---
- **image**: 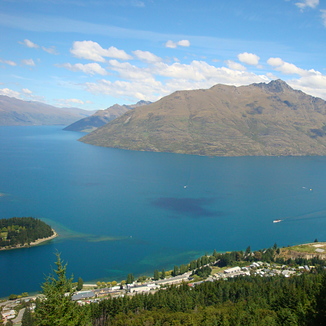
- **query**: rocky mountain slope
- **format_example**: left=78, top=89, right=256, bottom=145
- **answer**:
left=80, top=80, right=326, bottom=156
left=64, top=100, right=151, bottom=132
left=0, top=95, right=93, bottom=126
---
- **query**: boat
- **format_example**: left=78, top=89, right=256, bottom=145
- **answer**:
left=273, top=219, right=282, bottom=223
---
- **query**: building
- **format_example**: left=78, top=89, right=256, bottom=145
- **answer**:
left=224, top=266, right=241, bottom=274
left=72, top=290, right=95, bottom=301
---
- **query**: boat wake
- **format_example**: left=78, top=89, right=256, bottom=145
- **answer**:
left=273, top=209, right=326, bottom=224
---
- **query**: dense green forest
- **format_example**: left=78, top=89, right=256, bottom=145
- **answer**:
left=89, top=273, right=326, bottom=326
left=19, top=248, right=326, bottom=326
left=0, top=217, right=53, bottom=248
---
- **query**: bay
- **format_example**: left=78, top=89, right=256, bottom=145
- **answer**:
left=0, top=125, right=326, bottom=298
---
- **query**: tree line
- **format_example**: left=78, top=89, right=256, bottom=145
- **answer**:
left=0, top=217, right=53, bottom=248
left=90, top=272, right=326, bottom=326
left=17, top=244, right=326, bottom=326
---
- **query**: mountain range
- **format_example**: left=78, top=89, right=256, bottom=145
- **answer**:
left=80, top=80, right=326, bottom=156
left=64, top=100, right=151, bottom=132
left=0, top=95, right=94, bottom=126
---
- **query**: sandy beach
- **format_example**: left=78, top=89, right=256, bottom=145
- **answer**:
left=29, top=229, right=58, bottom=246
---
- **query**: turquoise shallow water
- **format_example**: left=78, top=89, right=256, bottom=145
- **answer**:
left=0, top=125, right=326, bottom=297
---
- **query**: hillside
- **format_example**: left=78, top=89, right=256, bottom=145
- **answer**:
left=0, top=95, right=93, bottom=126
left=64, top=100, right=151, bottom=132
left=277, top=242, right=326, bottom=261
left=80, top=80, right=326, bottom=156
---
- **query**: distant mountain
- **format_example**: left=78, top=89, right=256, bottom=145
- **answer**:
left=0, top=95, right=94, bottom=126
left=64, top=100, right=151, bottom=132
left=80, top=80, right=326, bottom=156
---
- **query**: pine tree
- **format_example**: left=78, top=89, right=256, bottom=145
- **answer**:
left=126, top=273, right=135, bottom=284
left=77, top=277, right=83, bottom=291
left=245, top=246, right=251, bottom=254
left=21, top=307, right=35, bottom=326
left=172, top=265, right=179, bottom=276
left=34, top=252, right=90, bottom=326
left=153, top=270, right=160, bottom=281
left=160, top=269, right=165, bottom=279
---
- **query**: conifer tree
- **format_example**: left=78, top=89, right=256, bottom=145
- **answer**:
left=160, top=269, right=165, bottom=279
left=153, top=270, right=160, bottom=281
left=77, top=277, right=83, bottom=291
left=126, top=273, right=135, bottom=284
left=21, top=307, right=35, bottom=326
left=34, top=252, right=90, bottom=326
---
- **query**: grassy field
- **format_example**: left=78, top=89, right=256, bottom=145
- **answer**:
left=287, top=242, right=326, bottom=253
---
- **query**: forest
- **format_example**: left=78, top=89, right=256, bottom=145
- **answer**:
left=17, top=247, right=326, bottom=326
left=0, top=217, right=53, bottom=249
left=89, top=272, right=326, bottom=326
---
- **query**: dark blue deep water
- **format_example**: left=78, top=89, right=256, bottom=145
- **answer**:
left=0, top=126, right=326, bottom=297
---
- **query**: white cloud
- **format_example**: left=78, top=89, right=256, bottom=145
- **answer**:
left=108, top=59, right=154, bottom=80
left=85, top=59, right=270, bottom=102
left=21, top=59, right=36, bottom=66
left=267, top=56, right=326, bottom=99
left=132, top=50, right=162, bottom=63
left=58, top=62, right=107, bottom=75
left=0, top=59, right=16, bottom=66
left=295, top=0, right=319, bottom=10
left=42, top=46, right=58, bottom=55
left=177, top=40, right=190, bottom=47
left=267, top=57, right=284, bottom=67
left=165, top=39, right=191, bottom=48
left=58, top=98, right=85, bottom=106
left=19, top=39, right=58, bottom=54
left=238, top=52, right=260, bottom=66
left=153, top=61, right=207, bottom=81
left=85, top=79, right=164, bottom=102
left=0, top=88, right=20, bottom=98
left=225, top=60, right=246, bottom=71
left=22, top=88, right=33, bottom=95
left=20, top=39, right=39, bottom=48
left=165, top=40, right=177, bottom=48
left=70, top=41, right=132, bottom=62
left=321, top=9, right=326, bottom=27
left=152, top=60, right=264, bottom=84
left=288, top=74, right=326, bottom=99
left=20, top=88, right=43, bottom=101
left=267, top=57, right=315, bottom=76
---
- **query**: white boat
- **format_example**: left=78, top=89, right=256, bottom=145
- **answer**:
left=273, top=219, right=282, bottom=223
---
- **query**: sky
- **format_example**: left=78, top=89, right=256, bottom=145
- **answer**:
left=0, top=0, right=325, bottom=111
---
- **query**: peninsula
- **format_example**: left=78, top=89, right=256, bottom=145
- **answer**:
left=0, top=217, right=57, bottom=251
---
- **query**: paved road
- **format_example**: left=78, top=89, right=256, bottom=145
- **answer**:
left=12, top=307, right=25, bottom=325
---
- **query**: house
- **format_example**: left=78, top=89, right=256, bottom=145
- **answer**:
left=130, top=284, right=160, bottom=293
left=1, top=310, right=16, bottom=324
left=72, top=290, right=95, bottom=301
left=224, top=266, right=241, bottom=274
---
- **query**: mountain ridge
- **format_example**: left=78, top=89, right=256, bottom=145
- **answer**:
left=80, top=80, right=326, bottom=156
left=0, top=95, right=94, bottom=126
left=64, top=100, right=151, bottom=132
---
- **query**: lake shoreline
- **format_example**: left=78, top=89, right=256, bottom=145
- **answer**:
left=0, top=229, right=58, bottom=251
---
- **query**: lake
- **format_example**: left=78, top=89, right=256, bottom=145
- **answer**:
left=0, top=125, right=326, bottom=297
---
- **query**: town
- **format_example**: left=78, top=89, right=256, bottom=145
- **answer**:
left=2, top=241, right=325, bottom=325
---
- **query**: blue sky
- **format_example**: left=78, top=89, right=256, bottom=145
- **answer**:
left=0, top=0, right=325, bottom=110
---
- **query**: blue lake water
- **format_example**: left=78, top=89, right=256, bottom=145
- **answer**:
left=0, top=125, right=326, bottom=297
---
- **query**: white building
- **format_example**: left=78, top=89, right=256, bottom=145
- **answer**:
left=224, top=266, right=241, bottom=274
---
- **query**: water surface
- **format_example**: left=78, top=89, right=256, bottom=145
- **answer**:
left=0, top=126, right=325, bottom=297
